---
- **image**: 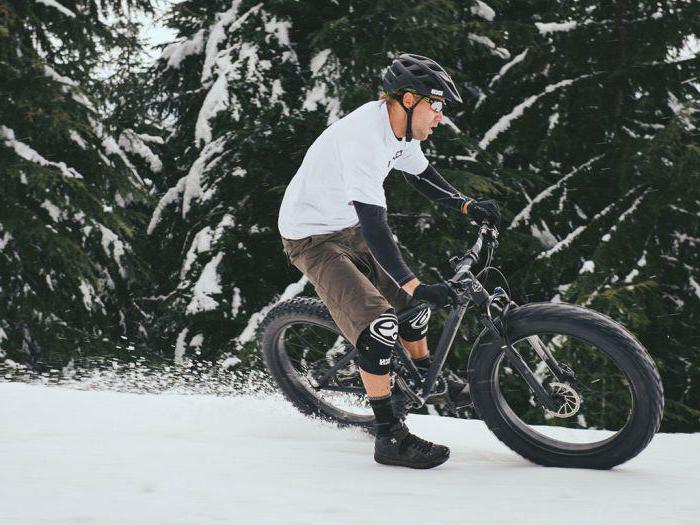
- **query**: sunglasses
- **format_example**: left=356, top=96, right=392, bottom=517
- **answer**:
left=420, top=95, right=445, bottom=113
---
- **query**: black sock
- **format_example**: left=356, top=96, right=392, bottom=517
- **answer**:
left=369, top=396, right=399, bottom=437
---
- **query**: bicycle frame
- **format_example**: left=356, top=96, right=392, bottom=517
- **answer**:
left=315, top=223, right=568, bottom=412
left=393, top=223, right=564, bottom=411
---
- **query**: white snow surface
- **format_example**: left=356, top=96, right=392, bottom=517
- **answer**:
left=0, top=381, right=698, bottom=525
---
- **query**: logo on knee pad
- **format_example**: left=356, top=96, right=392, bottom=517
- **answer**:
left=369, top=313, right=398, bottom=347
left=379, top=358, right=391, bottom=366
left=409, top=307, right=431, bottom=331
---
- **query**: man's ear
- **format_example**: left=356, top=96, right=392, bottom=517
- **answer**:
left=402, top=92, right=416, bottom=108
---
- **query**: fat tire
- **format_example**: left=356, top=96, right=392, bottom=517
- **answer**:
left=467, top=302, right=663, bottom=469
left=258, top=297, right=374, bottom=431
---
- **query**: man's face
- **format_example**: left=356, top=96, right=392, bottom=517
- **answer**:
left=403, top=92, right=445, bottom=141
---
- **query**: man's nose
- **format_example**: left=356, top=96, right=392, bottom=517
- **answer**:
left=435, top=111, right=443, bottom=124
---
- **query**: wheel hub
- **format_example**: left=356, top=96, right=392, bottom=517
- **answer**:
left=545, top=382, right=581, bottom=418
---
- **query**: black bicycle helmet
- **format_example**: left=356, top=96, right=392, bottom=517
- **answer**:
left=382, top=53, right=462, bottom=141
left=383, top=53, right=463, bottom=104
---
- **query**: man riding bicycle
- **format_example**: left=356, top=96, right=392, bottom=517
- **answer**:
left=278, top=54, right=501, bottom=469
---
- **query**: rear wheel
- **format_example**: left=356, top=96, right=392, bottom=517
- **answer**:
left=258, top=297, right=374, bottom=430
left=468, top=302, right=663, bottom=469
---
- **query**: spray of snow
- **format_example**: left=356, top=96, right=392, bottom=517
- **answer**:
left=35, top=0, right=75, bottom=18
left=479, top=77, right=587, bottom=151
left=1, top=125, right=83, bottom=179
left=510, top=155, right=603, bottom=229
left=186, top=252, right=225, bottom=314
left=468, top=33, right=510, bottom=60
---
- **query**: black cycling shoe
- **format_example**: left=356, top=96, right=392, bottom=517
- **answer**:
left=374, top=422, right=450, bottom=469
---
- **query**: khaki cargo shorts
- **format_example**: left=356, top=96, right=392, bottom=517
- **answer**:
left=281, top=224, right=415, bottom=347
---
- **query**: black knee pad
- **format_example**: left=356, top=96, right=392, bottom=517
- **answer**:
left=355, top=310, right=398, bottom=375
left=398, top=304, right=431, bottom=342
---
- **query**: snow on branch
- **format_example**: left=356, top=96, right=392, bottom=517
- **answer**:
left=303, top=49, right=342, bottom=124
left=35, top=0, right=75, bottom=18
left=201, top=1, right=245, bottom=85
left=479, top=76, right=589, bottom=151
left=535, top=21, right=577, bottom=35
left=488, top=48, right=528, bottom=88
left=147, top=136, right=228, bottom=234
left=0, top=125, right=83, bottom=179
left=162, top=29, right=206, bottom=70
left=509, top=155, right=603, bottom=229
left=471, top=1, right=495, bottom=21
left=118, top=130, right=163, bottom=173
left=234, top=275, right=309, bottom=348
left=186, top=252, right=225, bottom=314
left=467, top=33, right=510, bottom=60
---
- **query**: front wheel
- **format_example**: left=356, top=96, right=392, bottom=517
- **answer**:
left=467, top=302, right=663, bottom=469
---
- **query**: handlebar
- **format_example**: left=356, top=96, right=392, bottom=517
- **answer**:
left=450, top=221, right=499, bottom=281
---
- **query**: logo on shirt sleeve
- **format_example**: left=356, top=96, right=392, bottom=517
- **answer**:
left=387, top=149, right=403, bottom=168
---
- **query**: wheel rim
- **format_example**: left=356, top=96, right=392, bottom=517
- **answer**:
left=275, top=320, right=373, bottom=421
left=492, top=331, right=636, bottom=450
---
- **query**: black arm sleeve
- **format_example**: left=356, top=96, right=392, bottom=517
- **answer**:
left=403, top=164, right=467, bottom=213
left=353, top=201, right=415, bottom=286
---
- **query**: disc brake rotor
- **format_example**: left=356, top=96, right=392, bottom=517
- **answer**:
left=545, top=382, right=582, bottom=418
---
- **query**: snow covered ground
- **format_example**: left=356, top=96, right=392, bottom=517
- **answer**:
left=1, top=382, right=698, bottom=525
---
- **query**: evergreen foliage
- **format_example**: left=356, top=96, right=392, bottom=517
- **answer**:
left=0, top=0, right=156, bottom=366
left=1, top=0, right=697, bottom=430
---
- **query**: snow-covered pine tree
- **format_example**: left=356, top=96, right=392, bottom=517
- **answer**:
left=471, top=1, right=699, bottom=429
left=145, top=0, right=306, bottom=364
left=146, top=0, right=513, bottom=365
left=0, top=0, right=156, bottom=368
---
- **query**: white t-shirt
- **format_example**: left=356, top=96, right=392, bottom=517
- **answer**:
left=278, top=100, right=429, bottom=239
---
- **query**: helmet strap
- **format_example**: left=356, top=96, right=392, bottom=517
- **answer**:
left=396, top=95, right=416, bottom=143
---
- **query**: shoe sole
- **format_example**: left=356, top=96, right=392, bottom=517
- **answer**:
left=374, top=450, right=450, bottom=469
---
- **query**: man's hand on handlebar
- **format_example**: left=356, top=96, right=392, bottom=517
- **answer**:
left=466, top=199, right=501, bottom=226
left=412, top=282, right=458, bottom=307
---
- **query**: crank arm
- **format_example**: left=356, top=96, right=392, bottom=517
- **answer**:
left=394, top=374, right=425, bottom=409
left=501, top=343, right=560, bottom=412
left=313, top=348, right=357, bottom=389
